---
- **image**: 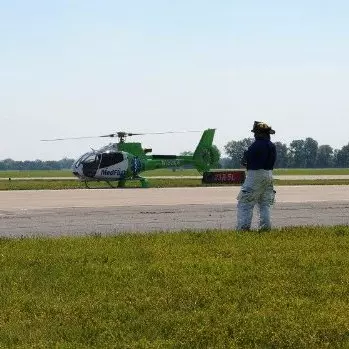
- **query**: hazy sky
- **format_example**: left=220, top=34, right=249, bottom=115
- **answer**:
left=1, top=0, right=348, bottom=160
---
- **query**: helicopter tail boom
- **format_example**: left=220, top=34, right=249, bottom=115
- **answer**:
left=140, top=128, right=217, bottom=173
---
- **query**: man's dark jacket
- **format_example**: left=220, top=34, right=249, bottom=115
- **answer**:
left=242, top=136, right=276, bottom=170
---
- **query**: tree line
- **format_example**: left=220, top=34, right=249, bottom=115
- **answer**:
left=223, top=137, right=349, bottom=168
left=1, top=137, right=349, bottom=170
left=0, top=158, right=75, bottom=171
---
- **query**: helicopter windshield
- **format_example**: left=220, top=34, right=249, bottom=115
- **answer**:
left=74, top=152, right=101, bottom=168
left=82, top=154, right=100, bottom=164
left=73, top=152, right=89, bottom=168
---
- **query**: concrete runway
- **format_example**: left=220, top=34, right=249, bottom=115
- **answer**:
left=0, top=186, right=348, bottom=237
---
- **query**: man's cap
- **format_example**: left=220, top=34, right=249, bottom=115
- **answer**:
left=251, top=121, right=275, bottom=134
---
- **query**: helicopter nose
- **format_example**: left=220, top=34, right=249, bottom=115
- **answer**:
left=72, top=163, right=83, bottom=177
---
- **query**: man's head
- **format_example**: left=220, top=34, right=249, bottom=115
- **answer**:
left=251, top=121, right=275, bottom=135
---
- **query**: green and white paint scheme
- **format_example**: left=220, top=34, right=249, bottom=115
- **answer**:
left=72, top=129, right=217, bottom=188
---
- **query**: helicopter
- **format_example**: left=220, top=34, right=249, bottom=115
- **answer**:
left=41, top=128, right=217, bottom=188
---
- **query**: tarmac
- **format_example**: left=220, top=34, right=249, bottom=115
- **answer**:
left=0, top=185, right=348, bottom=237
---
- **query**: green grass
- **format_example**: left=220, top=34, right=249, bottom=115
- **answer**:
left=1, top=226, right=349, bottom=348
left=273, top=168, right=349, bottom=175
left=1, top=168, right=349, bottom=178
left=273, top=179, right=349, bottom=186
left=1, top=168, right=349, bottom=190
left=0, top=170, right=73, bottom=178
left=0, top=179, right=87, bottom=190
left=1, top=178, right=349, bottom=190
left=0, top=179, right=203, bottom=190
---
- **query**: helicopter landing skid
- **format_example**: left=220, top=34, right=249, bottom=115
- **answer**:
left=107, top=181, right=117, bottom=188
left=116, top=177, right=149, bottom=188
left=83, top=180, right=118, bottom=189
left=132, top=176, right=149, bottom=188
left=140, top=177, right=149, bottom=188
left=117, top=180, right=126, bottom=188
left=84, top=180, right=92, bottom=189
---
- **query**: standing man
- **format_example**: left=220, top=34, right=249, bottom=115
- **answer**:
left=237, top=121, right=277, bottom=231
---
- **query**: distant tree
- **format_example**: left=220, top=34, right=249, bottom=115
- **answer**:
left=304, top=137, right=318, bottom=168
left=2, top=158, right=16, bottom=170
left=316, top=145, right=333, bottom=168
left=59, top=158, right=75, bottom=169
left=219, top=157, right=234, bottom=169
left=224, top=138, right=254, bottom=168
left=0, top=158, right=76, bottom=171
left=274, top=142, right=289, bottom=168
left=289, top=140, right=306, bottom=168
left=333, top=149, right=340, bottom=168
left=221, top=136, right=349, bottom=169
left=335, top=143, right=349, bottom=168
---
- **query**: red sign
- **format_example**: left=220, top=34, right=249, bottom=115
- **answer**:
left=202, top=171, right=245, bottom=184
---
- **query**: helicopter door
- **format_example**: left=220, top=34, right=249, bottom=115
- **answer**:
left=97, top=152, right=127, bottom=179
left=99, top=152, right=124, bottom=168
left=82, top=154, right=101, bottom=178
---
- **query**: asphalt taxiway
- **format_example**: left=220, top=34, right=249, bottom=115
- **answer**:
left=0, top=186, right=348, bottom=237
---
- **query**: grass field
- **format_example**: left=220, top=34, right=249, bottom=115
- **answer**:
left=1, top=168, right=349, bottom=178
left=0, top=170, right=74, bottom=178
left=1, top=168, right=349, bottom=190
left=274, top=168, right=349, bottom=175
left=1, top=226, right=349, bottom=348
left=1, top=178, right=349, bottom=190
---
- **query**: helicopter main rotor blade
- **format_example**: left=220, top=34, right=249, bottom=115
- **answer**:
left=98, top=130, right=202, bottom=138
left=41, top=130, right=202, bottom=141
left=40, top=136, right=101, bottom=141
left=126, top=130, right=202, bottom=136
left=99, top=134, right=117, bottom=138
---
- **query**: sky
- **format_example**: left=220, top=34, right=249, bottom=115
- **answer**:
left=1, top=0, right=348, bottom=161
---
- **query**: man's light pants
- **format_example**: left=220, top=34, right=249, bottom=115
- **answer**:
left=236, top=170, right=275, bottom=231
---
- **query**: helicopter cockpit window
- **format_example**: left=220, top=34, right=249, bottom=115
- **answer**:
left=82, top=154, right=99, bottom=164
left=74, top=153, right=87, bottom=168
left=100, top=152, right=124, bottom=168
